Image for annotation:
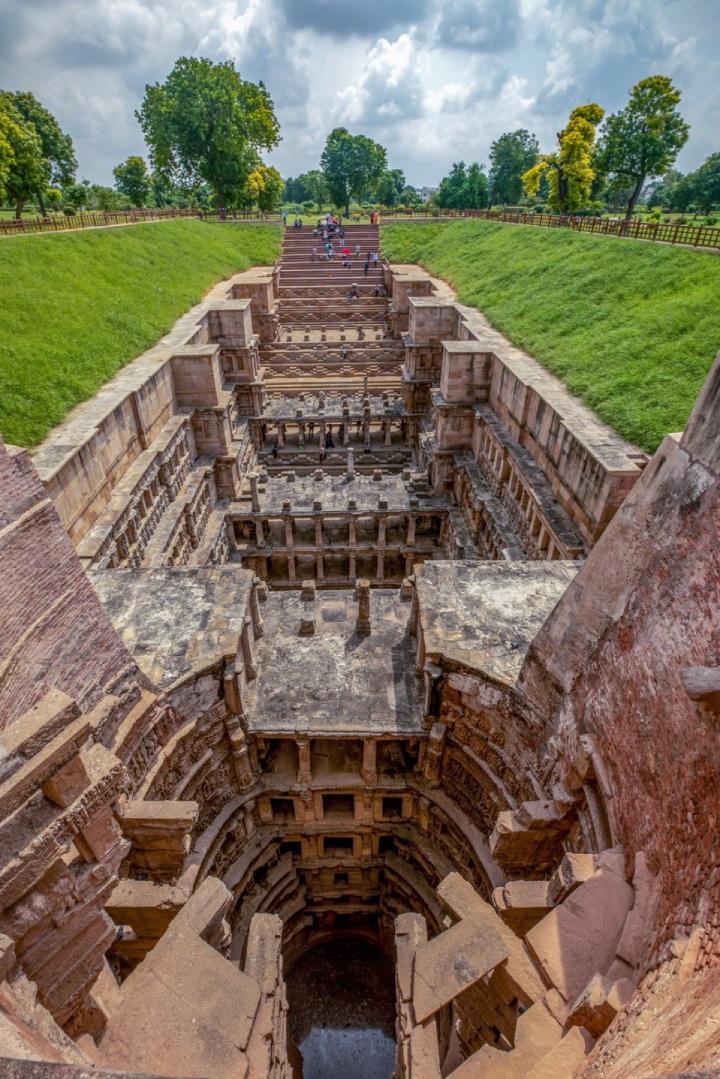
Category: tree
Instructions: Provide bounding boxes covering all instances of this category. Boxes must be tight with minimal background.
[137,57,280,208]
[435,161,488,209]
[436,162,468,209]
[7,92,76,191]
[464,162,489,209]
[522,104,604,213]
[0,93,48,218]
[113,155,150,207]
[400,184,422,208]
[691,153,720,213]
[376,168,406,208]
[320,127,387,216]
[300,169,328,211]
[489,129,539,204]
[598,75,689,220]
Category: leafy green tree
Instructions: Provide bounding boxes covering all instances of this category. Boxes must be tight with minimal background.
[523,104,604,213]
[150,171,176,207]
[489,129,539,204]
[300,169,328,211]
[283,175,310,203]
[464,162,489,208]
[320,127,387,215]
[7,92,76,199]
[257,164,283,211]
[598,75,689,220]
[62,179,91,211]
[113,155,150,207]
[376,168,406,208]
[691,153,720,213]
[0,93,48,218]
[400,184,422,207]
[0,94,24,200]
[436,162,467,209]
[137,57,280,208]
[435,162,488,209]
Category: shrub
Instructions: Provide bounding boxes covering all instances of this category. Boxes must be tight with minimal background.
[63,207,76,216]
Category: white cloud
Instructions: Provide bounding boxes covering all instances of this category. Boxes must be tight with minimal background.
[0,0,716,186]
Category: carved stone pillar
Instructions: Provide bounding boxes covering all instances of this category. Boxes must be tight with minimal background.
[356,578,371,636]
[240,619,257,681]
[423,722,446,786]
[249,472,260,513]
[297,737,312,785]
[362,739,377,784]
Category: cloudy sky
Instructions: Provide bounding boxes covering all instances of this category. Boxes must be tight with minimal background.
[1,0,718,187]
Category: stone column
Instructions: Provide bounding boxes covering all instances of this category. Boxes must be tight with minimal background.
[277,424,285,448]
[423,722,446,786]
[297,737,312,785]
[316,553,324,581]
[377,517,386,545]
[362,739,378,784]
[376,552,384,582]
[226,717,258,790]
[249,472,260,513]
[348,552,356,582]
[347,447,354,478]
[249,576,265,639]
[384,420,392,445]
[284,509,294,548]
[315,518,324,546]
[348,518,357,545]
[287,553,297,582]
[406,515,416,545]
[241,619,257,680]
[255,518,265,546]
[356,578,371,636]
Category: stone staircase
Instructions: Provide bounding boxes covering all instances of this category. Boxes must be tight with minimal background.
[261,225,400,396]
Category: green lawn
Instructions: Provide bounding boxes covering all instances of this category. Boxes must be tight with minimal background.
[381,220,720,452]
[0,219,281,447]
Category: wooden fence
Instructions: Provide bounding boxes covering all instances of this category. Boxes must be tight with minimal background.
[0,207,199,236]
[378,208,720,250]
[6,204,718,250]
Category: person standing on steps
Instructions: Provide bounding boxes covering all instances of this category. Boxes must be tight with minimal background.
[363,257,370,276]
[282,210,287,226]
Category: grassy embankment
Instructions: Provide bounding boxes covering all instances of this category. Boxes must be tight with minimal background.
[382,220,720,452]
[0,219,281,448]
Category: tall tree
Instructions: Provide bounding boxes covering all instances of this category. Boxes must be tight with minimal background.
[8,92,76,188]
[436,161,468,209]
[464,162,490,209]
[376,168,406,208]
[320,127,387,215]
[0,93,48,218]
[1,91,76,215]
[255,164,284,212]
[137,57,280,208]
[113,155,150,207]
[598,75,689,220]
[691,153,720,213]
[435,162,488,209]
[300,169,328,211]
[489,129,539,204]
[522,104,604,213]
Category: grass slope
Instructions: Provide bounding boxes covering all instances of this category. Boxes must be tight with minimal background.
[381,220,720,452]
[0,220,281,447]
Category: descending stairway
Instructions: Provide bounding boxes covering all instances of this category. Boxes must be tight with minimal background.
[263,224,404,396]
